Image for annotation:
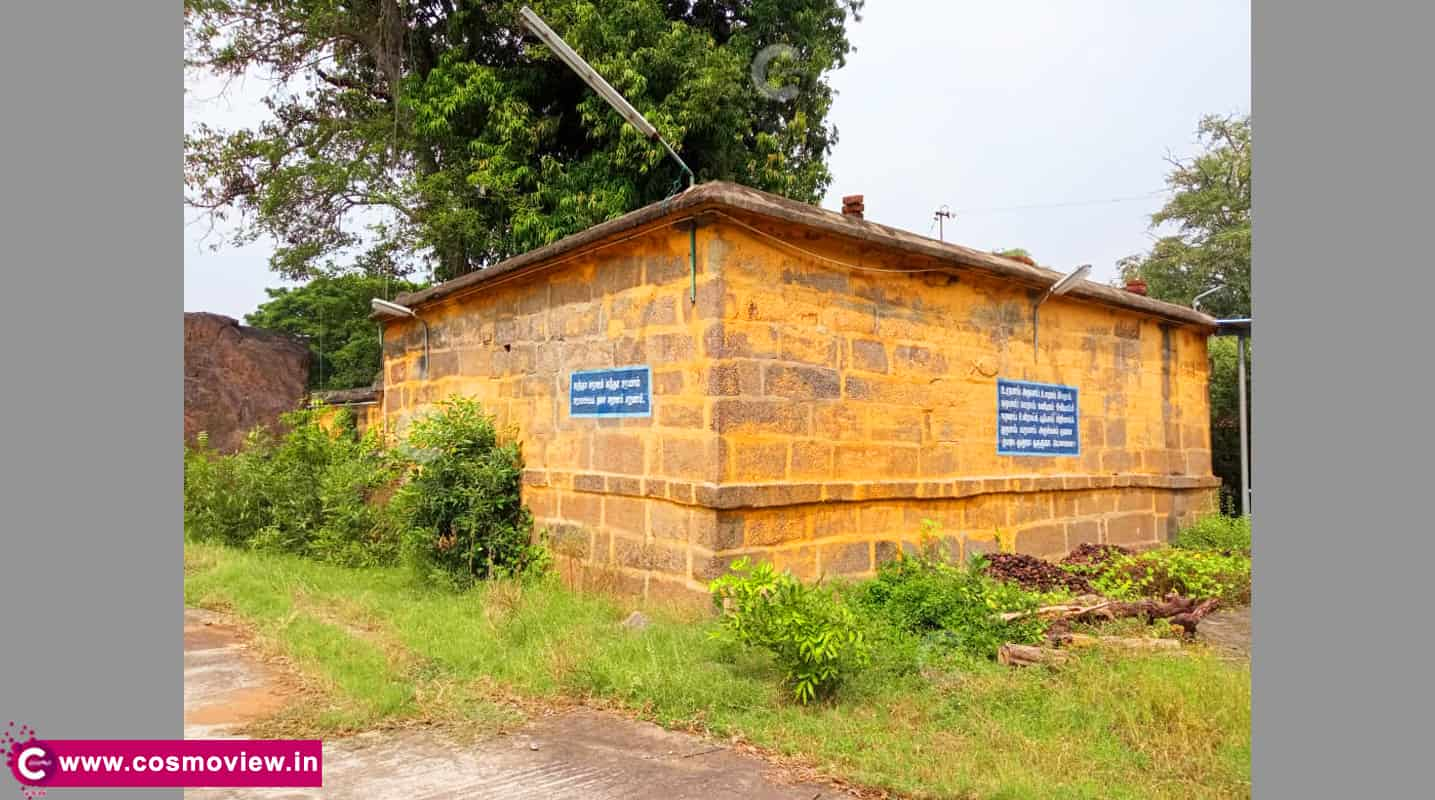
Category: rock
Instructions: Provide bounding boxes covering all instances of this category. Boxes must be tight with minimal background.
[620,611,650,631]
[184,312,311,453]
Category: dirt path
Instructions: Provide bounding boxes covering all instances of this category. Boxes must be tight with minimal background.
[184,608,841,799]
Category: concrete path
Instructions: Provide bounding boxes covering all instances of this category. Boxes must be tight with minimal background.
[184,609,839,799]
[1196,605,1252,659]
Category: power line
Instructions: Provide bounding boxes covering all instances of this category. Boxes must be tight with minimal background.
[944,189,1169,216]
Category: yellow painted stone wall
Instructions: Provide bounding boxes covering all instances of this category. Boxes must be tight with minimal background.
[377,212,1219,597]
[696,216,1218,583]
[378,224,726,598]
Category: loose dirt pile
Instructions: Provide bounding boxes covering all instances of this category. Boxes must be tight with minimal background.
[983,553,1092,593]
[1059,543,1133,568]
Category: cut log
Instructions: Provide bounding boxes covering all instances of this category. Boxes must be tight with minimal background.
[1058,595,1219,637]
[997,643,1069,667]
[1053,633,1183,651]
[998,601,1114,622]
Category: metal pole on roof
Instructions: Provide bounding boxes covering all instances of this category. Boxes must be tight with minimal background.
[517,6,698,302]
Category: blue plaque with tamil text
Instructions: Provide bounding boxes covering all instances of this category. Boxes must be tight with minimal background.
[569,365,652,418]
[997,378,1080,456]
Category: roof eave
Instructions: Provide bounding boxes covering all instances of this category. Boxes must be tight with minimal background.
[379,182,1218,330]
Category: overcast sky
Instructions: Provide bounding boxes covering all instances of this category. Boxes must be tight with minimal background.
[184,0,1250,320]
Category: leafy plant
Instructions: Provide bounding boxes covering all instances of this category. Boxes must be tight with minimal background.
[1083,548,1251,605]
[391,397,539,587]
[184,406,399,564]
[1174,513,1251,553]
[710,558,870,704]
[852,549,1048,659]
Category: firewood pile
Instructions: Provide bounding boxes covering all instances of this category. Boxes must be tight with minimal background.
[996,593,1221,667]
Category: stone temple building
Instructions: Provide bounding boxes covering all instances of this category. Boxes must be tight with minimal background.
[361,181,1220,598]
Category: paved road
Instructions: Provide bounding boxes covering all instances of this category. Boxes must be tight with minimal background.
[184,608,839,799]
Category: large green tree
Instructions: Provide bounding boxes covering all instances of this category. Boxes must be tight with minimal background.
[185,0,863,282]
[1121,114,1252,510]
[1119,114,1250,319]
[245,273,425,390]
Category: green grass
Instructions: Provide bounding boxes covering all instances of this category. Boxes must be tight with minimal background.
[1174,514,1252,553]
[185,543,1250,799]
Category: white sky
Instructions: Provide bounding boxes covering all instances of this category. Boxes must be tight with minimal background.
[184,0,1250,320]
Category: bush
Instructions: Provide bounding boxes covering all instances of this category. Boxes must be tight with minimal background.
[710,559,871,704]
[1173,514,1251,553]
[184,407,399,564]
[184,429,275,547]
[391,397,539,587]
[852,550,1049,659]
[1082,548,1251,604]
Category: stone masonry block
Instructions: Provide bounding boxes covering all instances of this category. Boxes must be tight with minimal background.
[712,399,809,435]
[657,400,703,429]
[764,363,840,400]
[848,338,889,373]
[1105,511,1159,546]
[779,330,839,367]
[790,440,834,479]
[1015,523,1067,558]
[743,509,806,547]
[1066,519,1103,548]
[560,491,603,525]
[604,495,648,536]
[659,435,711,481]
[705,361,763,396]
[703,322,779,359]
[819,541,871,576]
[593,432,645,475]
[722,438,789,482]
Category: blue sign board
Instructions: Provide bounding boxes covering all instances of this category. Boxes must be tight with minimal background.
[997,378,1080,456]
[570,365,652,418]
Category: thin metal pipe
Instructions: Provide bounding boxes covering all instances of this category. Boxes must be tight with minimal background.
[1237,331,1250,515]
[416,317,430,378]
[1192,284,1226,311]
[689,220,697,304]
[659,136,695,188]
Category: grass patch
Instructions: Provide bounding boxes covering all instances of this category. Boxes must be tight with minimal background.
[1174,515,1252,553]
[186,543,1249,799]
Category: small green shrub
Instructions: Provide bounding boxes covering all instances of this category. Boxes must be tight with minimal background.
[1173,514,1251,553]
[184,407,397,564]
[184,429,272,547]
[710,558,871,704]
[851,550,1049,659]
[1085,548,1251,604]
[391,397,539,587]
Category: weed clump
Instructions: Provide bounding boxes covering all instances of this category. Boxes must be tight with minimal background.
[853,551,1052,658]
[709,558,870,704]
[1174,514,1251,553]
[184,407,401,565]
[185,396,542,584]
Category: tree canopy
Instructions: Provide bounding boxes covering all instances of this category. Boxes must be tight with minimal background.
[185,0,864,283]
[1119,113,1252,510]
[1119,114,1250,319]
[245,273,425,390]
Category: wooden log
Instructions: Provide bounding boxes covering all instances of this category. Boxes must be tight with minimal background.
[997,601,1114,622]
[1055,633,1183,651]
[997,643,1070,667]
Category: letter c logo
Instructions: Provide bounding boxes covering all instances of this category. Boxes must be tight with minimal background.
[17,746,49,781]
[751,44,801,102]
